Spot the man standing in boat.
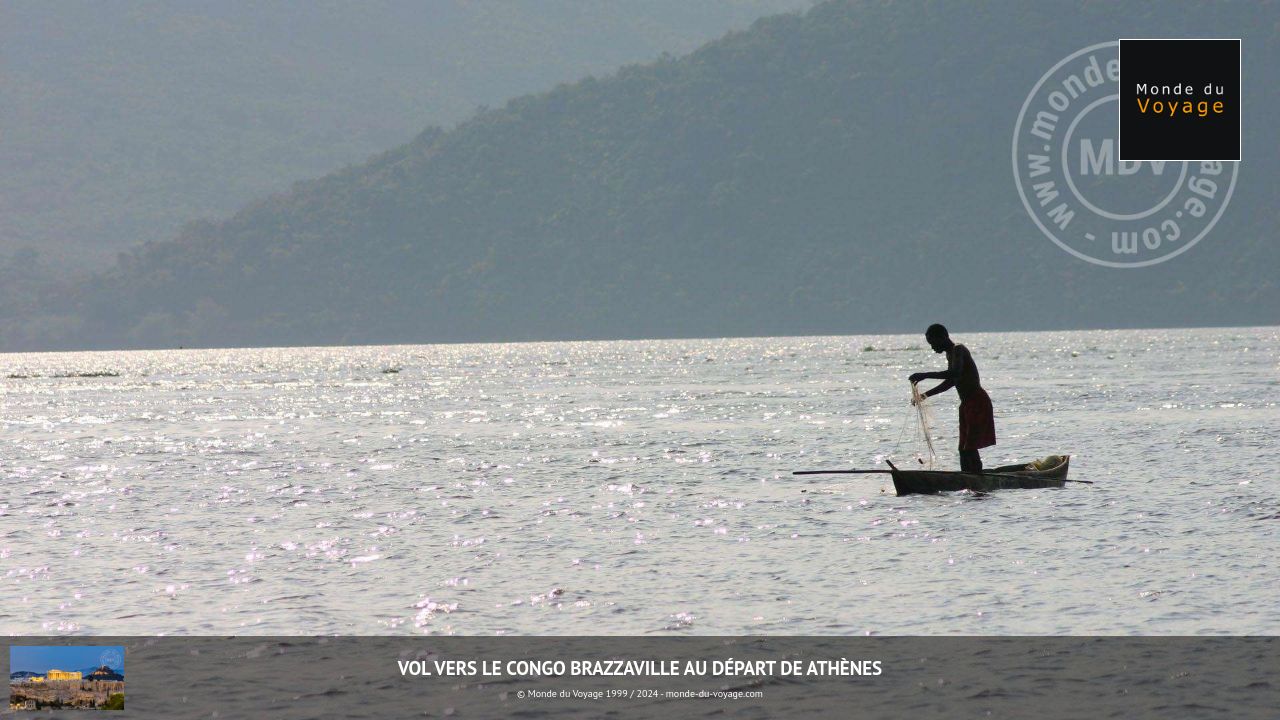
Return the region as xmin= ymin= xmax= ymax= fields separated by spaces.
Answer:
xmin=908 ymin=324 xmax=996 ymax=473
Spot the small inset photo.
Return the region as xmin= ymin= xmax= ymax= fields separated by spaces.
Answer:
xmin=9 ymin=646 xmax=125 ymax=711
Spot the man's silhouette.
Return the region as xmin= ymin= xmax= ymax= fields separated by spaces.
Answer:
xmin=908 ymin=324 xmax=995 ymax=472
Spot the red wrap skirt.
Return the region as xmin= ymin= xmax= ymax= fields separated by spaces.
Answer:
xmin=958 ymin=388 xmax=996 ymax=450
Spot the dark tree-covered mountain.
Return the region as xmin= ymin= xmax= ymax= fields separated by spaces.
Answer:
xmin=6 ymin=0 xmax=1277 ymax=350
xmin=0 ymin=0 xmax=810 ymax=270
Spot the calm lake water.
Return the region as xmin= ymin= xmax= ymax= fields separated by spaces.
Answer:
xmin=2 ymin=327 xmax=1277 ymax=635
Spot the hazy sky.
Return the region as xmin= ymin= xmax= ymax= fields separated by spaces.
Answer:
xmin=10 ymin=645 xmax=125 ymax=673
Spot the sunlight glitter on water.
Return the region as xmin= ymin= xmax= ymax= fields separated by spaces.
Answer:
xmin=1 ymin=327 xmax=1278 ymax=635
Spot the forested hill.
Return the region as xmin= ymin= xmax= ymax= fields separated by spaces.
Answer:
xmin=1 ymin=1 xmax=808 ymax=270
xmin=7 ymin=0 xmax=1278 ymax=350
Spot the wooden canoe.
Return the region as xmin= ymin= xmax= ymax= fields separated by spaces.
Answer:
xmin=890 ymin=455 xmax=1070 ymax=495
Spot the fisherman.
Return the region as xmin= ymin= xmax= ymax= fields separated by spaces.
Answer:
xmin=908 ymin=324 xmax=995 ymax=473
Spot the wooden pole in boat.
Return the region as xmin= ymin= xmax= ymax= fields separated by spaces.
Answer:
xmin=793 ymin=458 xmax=901 ymax=475
xmin=792 ymin=469 xmax=892 ymax=475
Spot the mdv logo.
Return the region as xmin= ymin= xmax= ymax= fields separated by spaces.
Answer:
xmin=1012 ymin=42 xmax=1237 ymax=268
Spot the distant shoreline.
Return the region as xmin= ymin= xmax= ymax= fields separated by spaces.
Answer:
xmin=1 ymin=322 xmax=1275 ymax=357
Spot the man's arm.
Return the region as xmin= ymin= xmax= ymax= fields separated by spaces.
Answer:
xmin=910 ymin=348 xmax=965 ymax=397
xmin=923 ymin=378 xmax=954 ymax=398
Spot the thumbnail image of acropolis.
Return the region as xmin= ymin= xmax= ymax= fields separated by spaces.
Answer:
xmin=9 ymin=646 xmax=124 ymax=711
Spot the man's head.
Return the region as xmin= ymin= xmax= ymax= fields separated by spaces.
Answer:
xmin=925 ymin=323 xmax=950 ymax=353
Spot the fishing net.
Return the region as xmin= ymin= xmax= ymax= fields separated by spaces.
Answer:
xmin=910 ymin=382 xmax=937 ymax=470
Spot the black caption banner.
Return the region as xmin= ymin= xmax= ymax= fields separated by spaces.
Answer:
xmin=4 ymin=637 xmax=1276 ymax=718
